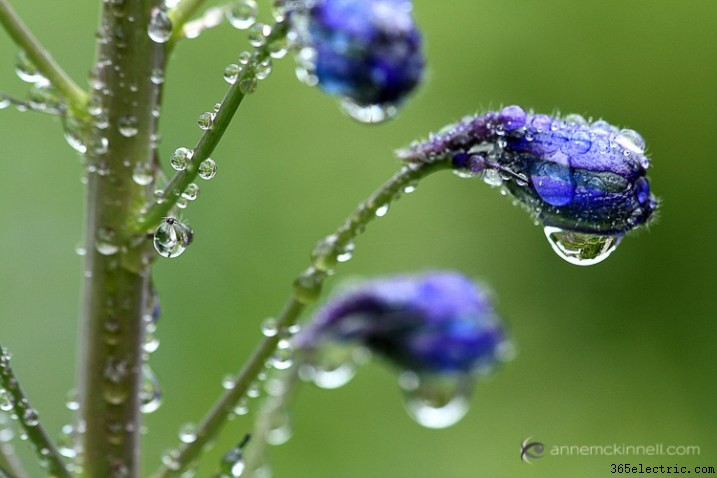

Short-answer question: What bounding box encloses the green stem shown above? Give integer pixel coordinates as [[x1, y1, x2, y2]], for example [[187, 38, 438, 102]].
[[135, 20, 288, 234], [0, 441, 26, 478], [0, 91, 66, 116], [76, 1, 164, 477], [0, 0, 87, 116], [150, 158, 451, 478], [0, 347, 70, 478], [168, 0, 210, 40]]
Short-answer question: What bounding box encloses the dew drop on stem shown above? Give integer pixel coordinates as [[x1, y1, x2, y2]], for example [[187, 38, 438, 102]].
[[198, 158, 217, 180], [543, 227, 622, 266], [226, 0, 258, 30], [148, 7, 173, 43]]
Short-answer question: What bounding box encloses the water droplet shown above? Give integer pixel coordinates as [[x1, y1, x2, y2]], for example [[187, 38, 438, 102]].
[[255, 59, 272, 80], [226, 0, 258, 30], [224, 63, 242, 84], [340, 100, 397, 124], [15, 51, 46, 83], [543, 226, 622, 266], [118, 115, 138, 137], [239, 77, 257, 95], [153, 218, 193, 258], [267, 35, 288, 59], [140, 364, 162, 413], [233, 397, 249, 416], [170, 147, 193, 171], [198, 158, 217, 180], [300, 361, 356, 390], [269, 340, 293, 370], [151, 68, 165, 85], [261, 317, 278, 337], [247, 22, 271, 47], [615, 129, 646, 155], [132, 163, 154, 185], [0, 94, 11, 109], [265, 407, 292, 445], [0, 389, 15, 412], [57, 424, 77, 458], [481, 169, 503, 187], [148, 7, 173, 43], [375, 203, 389, 217], [178, 423, 197, 444], [161, 448, 181, 471], [96, 227, 120, 256], [63, 116, 88, 154], [221, 443, 247, 477], [182, 183, 200, 202], [247, 382, 261, 399], [197, 111, 214, 130], [399, 372, 471, 429], [336, 241, 354, 263], [65, 389, 80, 411], [222, 374, 236, 390], [23, 408, 40, 427]]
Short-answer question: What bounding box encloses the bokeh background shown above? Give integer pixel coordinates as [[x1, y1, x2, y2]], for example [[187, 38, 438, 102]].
[[1, 0, 716, 476]]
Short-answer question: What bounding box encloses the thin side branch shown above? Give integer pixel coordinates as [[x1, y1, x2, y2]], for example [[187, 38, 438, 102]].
[[0, 91, 66, 116], [151, 158, 452, 477], [0, 0, 87, 116], [0, 347, 71, 478]]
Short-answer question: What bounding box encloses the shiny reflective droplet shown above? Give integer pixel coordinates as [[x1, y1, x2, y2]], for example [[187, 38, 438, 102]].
[[63, 116, 88, 154], [261, 317, 278, 337], [221, 437, 250, 477], [161, 448, 181, 471], [132, 163, 154, 185], [197, 111, 214, 130], [269, 340, 293, 370], [118, 115, 138, 137], [239, 77, 257, 95], [615, 129, 646, 155], [255, 59, 272, 80], [140, 364, 162, 413], [153, 218, 193, 258], [198, 158, 217, 180], [543, 226, 622, 266], [375, 203, 389, 217], [0, 94, 11, 109], [178, 423, 197, 444], [148, 7, 173, 43], [300, 361, 356, 390], [247, 22, 271, 47], [170, 147, 193, 171], [233, 397, 249, 416], [340, 100, 397, 124], [151, 68, 165, 85], [23, 408, 40, 427], [265, 407, 292, 446], [15, 50, 46, 84], [222, 374, 235, 390], [399, 372, 471, 429], [182, 183, 200, 201], [226, 0, 258, 30], [224, 63, 242, 84], [65, 389, 80, 411], [96, 227, 120, 256], [57, 424, 77, 459]]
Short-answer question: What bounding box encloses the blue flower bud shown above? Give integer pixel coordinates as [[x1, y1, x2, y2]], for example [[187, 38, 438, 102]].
[[399, 106, 656, 236], [290, 0, 424, 122], [296, 272, 507, 375]]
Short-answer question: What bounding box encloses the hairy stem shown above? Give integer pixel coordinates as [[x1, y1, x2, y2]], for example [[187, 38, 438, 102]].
[[151, 158, 451, 477], [0, 0, 87, 116], [76, 1, 164, 477], [135, 20, 288, 234], [0, 347, 70, 478]]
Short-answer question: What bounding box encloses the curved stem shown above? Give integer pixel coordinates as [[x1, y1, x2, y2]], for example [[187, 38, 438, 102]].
[[135, 21, 288, 234], [0, 0, 87, 116], [0, 347, 70, 478], [150, 158, 451, 478]]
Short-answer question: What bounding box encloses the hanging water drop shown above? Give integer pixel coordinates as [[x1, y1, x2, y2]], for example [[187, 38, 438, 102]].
[[140, 364, 162, 413], [63, 116, 88, 154], [95, 227, 120, 256], [153, 218, 193, 258], [118, 115, 139, 137], [300, 361, 356, 390], [148, 7, 173, 43], [269, 340, 294, 370], [57, 424, 77, 459], [543, 226, 622, 266], [65, 389, 80, 411], [261, 317, 278, 337], [198, 158, 217, 180], [178, 423, 197, 444], [182, 183, 200, 201], [255, 59, 272, 80], [399, 372, 471, 429], [170, 147, 193, 171], [132, 163, 154, 186], [226, 0, 258, 30], [224, 64, 242, 84], [0, 94, 10, 109], [265, 407, 292, 446], [233, 397, 249, 416], [15, 51, 46, 84], [220, 435, 251, 477], [375, 203, 389, 217], [239, 77, 257, 95], [340, 100, 397, 124], [197, 111, 214, 130]]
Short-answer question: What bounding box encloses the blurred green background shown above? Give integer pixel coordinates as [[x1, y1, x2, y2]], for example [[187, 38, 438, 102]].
[[1, 0, 716, 476]]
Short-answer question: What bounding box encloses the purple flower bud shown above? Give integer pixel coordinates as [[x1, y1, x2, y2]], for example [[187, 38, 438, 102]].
[[290, 0, 424, 122], [296, 272, 507, 375], [398, 106, 657, 237]]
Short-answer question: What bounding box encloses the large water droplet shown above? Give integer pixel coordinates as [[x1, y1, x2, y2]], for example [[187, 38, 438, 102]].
[[226, 0, 258, 30], [224, 64, 242, 84], [22, 408, 40, 427], [299, 344, 364, 390], [140, 364, 162, 413], [170, 147, 193, 171], [132, 163, 154, 186], [247, 22, 271, 47], [266, 407, 292, 446], [118, 115, 138, 137], [153, 218, 193, 258], [198, 158, 217, 180], [399, 372, 471, 429], [63, 116, 88, 154], [178, 423, 197, 444], [543, 226, 622, 266], [197, 111, 215, 130], [220, 437, 250, 477], [15, 51, 46, 84], [148, 8, 173, 43], [340, 100, 397, 124], [182, 183, 200, 201], [269, 340, 293, 370]]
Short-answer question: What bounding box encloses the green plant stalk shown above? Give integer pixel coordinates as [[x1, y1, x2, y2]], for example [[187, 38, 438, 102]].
[[0, 0, 87, 116], [151, 157, 451, 478], [76, 1, 164, 477], [168, 0, 209, 41], [0, 441, 25, 478], [136, 20, 288, 233], [0, 347, 70, 478]]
